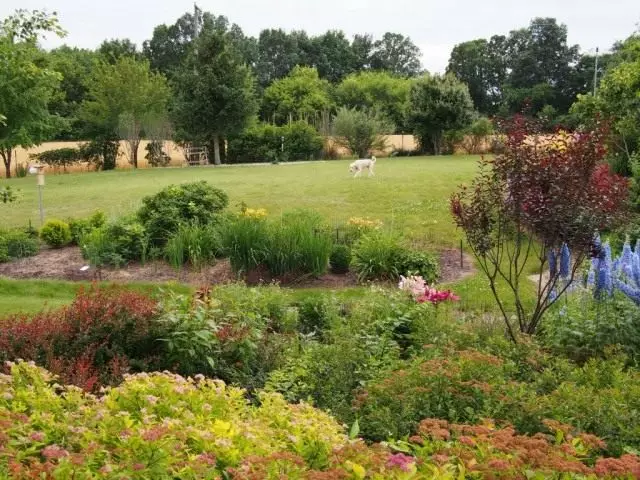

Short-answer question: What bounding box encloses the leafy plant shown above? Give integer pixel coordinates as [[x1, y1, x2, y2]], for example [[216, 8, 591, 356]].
[[165, 222, 222, 270], [398, 250, 439, 283], [331, 107, 394, 158], [138, 181, 228, 247], [145, 140, 171, 167], [0, 229, 39, 259], [39, 219, 72, 248], [330, 244, 352, 274], [220, 215, 269, 275], [68, 210, 107, 245], [351, 232, 406, 281], [81, 217, 147, 267], [30, 147, 83, 171]]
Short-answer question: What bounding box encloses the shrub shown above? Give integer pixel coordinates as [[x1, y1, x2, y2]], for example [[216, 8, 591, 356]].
[[330, 244, 351, 274], [332, 107, 394, 157], [165, 222, 223, 270], [227, 121, 323, 163], [14, 163, 28, 177], [145, 140, 171, 167], [0, 286, 162, 391], [78, 138, 119, 170], [156, 288, 296, 390], [138, 181, 229, 246], [68, 210, 107, 245], [3, 363, 639, 480], [351, 232, 406, 281], [39, 219, 72, 248], [30, 147, 83, 171], [81, 217, 147, 267], [0, 229, 39, 261], [398, 250, 439, 283]]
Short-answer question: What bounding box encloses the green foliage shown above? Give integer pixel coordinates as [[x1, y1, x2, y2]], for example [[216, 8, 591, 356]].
[[0, 11, 65, 178], [407, 74, 475, 154], [14, 163, 28, 178], [77, 137, 119, 170], [81, 57, 170, 168], [30, 147, 83, 170], [369, 32, 422, 77], [220, 215, 269, 275], [68, 210, 106, 245], [165, 223, 223, 270], [172, 25, 258, 165], [335, 71, 411, 132], [461, 117, 494, 154], [398, 249, 440, 283], [137, 181, 229, 247], [0, 186, 17, 204], [227, 121, 323, 163], [0, 229, 39, 261], [542, 294, 640, 365], [329, 244, 351, 274], [351, 233, 412, 282], [145, 140, 171, 167], [81, 217, 147, 267], [262, 66, 333, 124], [39, 219, 71, 248], [331, 107, 394, 158]]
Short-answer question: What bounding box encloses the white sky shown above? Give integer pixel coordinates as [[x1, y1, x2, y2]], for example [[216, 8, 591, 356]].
[[1, 0, 638, 72]]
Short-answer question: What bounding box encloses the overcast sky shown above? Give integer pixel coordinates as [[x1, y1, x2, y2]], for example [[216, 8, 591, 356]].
[[1, 0, 638, 72]]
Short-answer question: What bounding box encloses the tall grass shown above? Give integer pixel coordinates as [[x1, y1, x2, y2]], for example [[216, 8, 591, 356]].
[[221, 211, 332, 278], [220, 216, 269, 274], [165, 223, 222, 270], [351, 232, 405, 282], [265, 211, 332, 277]]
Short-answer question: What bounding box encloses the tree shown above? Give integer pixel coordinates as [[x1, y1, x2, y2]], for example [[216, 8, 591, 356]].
[[446, 37, 507, 115], [172, 26, 258, 165], [305, 30, 356, 83], [451, 117, 629, 340], [407, 74, 475, 155], [370, 32, 422, 77], [47, 46, 100, 139], [262, 66, 332, 124], [460, 117, 494, 154], [332, 107, 394, 158], [97, 38, 140, 64], [335, 71, 411, 132], [351, 34, 374, 71], [0, 10, 65, 178], [81, 57, 170, 168], [254, 29, 304, 87]]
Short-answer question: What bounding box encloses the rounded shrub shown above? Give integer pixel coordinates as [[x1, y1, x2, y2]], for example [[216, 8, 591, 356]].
[[138, 181, 228, 247], [39, 219, 72, 248], [398, 250, 439, 283], [330, 244, 352, 274], [351, 233, 406, 282]]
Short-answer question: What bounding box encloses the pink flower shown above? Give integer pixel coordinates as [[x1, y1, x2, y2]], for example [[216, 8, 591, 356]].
[[133, 463, 145, 471], [417, 286, 460, 305], [387, 453, 415, 472], [30, 431, 45, 442], [42, 444, 69, 459]]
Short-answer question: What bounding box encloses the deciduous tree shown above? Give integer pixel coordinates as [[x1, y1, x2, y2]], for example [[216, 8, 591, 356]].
[[370, 32, 422, 77], [332, 107, 394, 158]]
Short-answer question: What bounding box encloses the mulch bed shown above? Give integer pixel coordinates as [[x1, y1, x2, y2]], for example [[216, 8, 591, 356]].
[[0, 246, 475, 288]]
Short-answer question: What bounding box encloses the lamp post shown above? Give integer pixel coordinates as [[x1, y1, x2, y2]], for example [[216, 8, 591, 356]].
[[29, 164, 45, 225]]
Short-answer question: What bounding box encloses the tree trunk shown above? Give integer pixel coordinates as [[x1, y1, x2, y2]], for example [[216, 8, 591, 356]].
[[213, 135, 221, 165], [131, 139, 140, 168], [1, 149, 12, 179]]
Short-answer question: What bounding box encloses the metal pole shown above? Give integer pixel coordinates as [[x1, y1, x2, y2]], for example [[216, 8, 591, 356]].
[[460, 240, 464, 269], [38, 185, 44, 226], [593, 47, 599, 97]]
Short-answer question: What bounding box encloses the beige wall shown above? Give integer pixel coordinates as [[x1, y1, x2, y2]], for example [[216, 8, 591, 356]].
[[3, 135, 424, 177]]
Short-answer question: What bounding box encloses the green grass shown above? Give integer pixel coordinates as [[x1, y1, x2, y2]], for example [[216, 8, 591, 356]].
[[1, 157, 476, 247], [1, 156, 536, 315]]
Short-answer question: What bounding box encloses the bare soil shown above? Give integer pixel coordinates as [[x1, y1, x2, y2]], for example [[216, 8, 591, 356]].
[[0, 246, 475, 288]]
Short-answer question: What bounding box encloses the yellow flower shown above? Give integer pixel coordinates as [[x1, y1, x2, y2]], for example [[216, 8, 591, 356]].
[[345, 461, 366, 479]]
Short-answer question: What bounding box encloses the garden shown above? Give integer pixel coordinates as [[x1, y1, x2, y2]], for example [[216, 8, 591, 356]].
[[3, 6, 640, 480]]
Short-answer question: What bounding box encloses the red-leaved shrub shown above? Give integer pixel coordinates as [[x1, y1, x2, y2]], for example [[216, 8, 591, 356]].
[[0, 285, 162, 390]]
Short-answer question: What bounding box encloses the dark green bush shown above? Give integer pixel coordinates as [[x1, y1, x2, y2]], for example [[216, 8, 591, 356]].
[[0, 237, 9, 263], [81, 217, 147, 267], [227, 121, 323, 163], [329, 244, 352, 274], [30, 147, 83, 170], [165, 223, 223, 270], [40, 219, 72, 248], [138, 182, 229, 247], [145, 141, 171, 167], [220, 216, 270, 274]]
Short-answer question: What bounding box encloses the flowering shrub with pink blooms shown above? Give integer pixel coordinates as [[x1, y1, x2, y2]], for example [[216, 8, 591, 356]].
[[2, 361, 639, 479]]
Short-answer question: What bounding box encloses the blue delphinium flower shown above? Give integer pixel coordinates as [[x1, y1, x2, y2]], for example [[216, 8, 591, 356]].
[[548, 249, 557, 278], [635, 238, 640, 255], [621, 239, 633, 271], [604, 242, 614, 295], [560, 243, 570, 279], [587, 266, 596, 287]]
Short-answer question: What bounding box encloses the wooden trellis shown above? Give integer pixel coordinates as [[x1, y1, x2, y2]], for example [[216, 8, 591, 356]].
[[183, 146, 209, 166]]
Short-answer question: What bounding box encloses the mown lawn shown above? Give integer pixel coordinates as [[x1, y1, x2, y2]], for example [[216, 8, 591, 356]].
[[1, 156, 535, 315], [1, 156, 476, 247]]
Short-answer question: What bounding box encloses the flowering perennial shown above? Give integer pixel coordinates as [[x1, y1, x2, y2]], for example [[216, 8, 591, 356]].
[[399, 275, 459, 305]]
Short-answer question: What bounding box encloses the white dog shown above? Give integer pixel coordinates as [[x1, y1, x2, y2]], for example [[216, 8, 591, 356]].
[[349, 156, 376, 177]]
